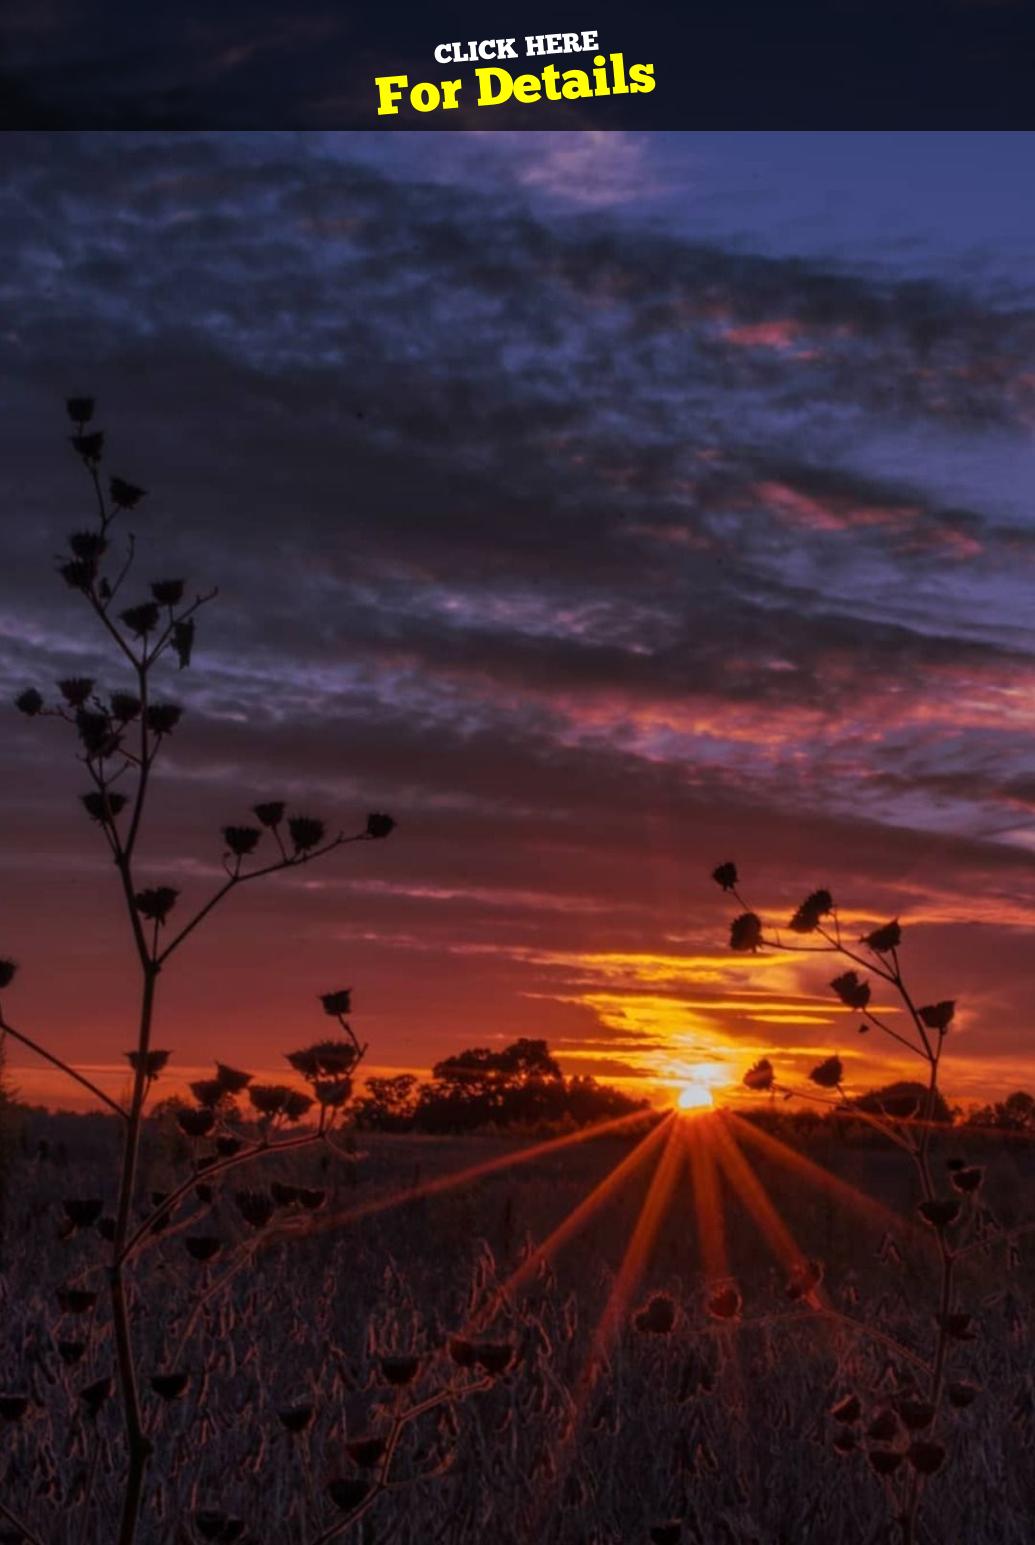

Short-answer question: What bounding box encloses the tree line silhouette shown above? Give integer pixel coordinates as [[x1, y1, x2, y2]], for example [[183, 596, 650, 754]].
[[352, 1038, 647, 1133]]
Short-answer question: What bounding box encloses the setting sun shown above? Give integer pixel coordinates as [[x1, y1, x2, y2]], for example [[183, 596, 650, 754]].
[[677, 1080, 715, 1111]]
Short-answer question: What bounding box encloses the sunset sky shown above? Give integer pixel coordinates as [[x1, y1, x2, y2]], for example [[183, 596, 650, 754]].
[[2, 131, 1034, 1111]]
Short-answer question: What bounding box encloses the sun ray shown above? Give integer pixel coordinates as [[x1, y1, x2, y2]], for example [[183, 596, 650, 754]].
[[525, 1114, 684, 1537], [684, 1114, 729, 1280], [727, 1110, 915, 1236], [478, 1112, 674, 1326], [277, 1106, 655, 1242], [709, 1115, 827, 1303], [583, 1113, 685, 1380]]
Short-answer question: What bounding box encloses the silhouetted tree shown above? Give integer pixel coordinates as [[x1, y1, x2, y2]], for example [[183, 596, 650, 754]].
[[353, 1073, 421, 1131], [965, 1088, 1035, 1131], [359, 1038, 645, 1133], [853, 1080, 952, 1125]]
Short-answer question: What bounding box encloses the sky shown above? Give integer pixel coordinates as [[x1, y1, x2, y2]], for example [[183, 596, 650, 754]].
[[1, 130, 1034, 1111]]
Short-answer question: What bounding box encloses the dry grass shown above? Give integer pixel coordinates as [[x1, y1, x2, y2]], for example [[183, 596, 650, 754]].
[[2, 1114, 1033, 1545]]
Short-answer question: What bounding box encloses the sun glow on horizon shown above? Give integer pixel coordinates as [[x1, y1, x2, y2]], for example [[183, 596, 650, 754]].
[[677, 1079, 715, 1111]]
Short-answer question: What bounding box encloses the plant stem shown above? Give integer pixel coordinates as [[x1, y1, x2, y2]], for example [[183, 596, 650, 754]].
[[110, 962, 159, 1545], [0, 1014, 128, 1119]]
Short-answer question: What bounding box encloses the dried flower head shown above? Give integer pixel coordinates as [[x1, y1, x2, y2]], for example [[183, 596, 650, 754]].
[[830, 1393, 861, 1424], [66, 397, 95, 425], [134, 886, 179, 923], [365, 812, 395, 839], [867, 1409, 900, 1442], [906, 1440, 946, 1475], [380, 1354, 421, 1387], [314, 1078, 353, 1108], [288, 815, 325, 853], [119, 602, 160, 637], [918, 1198, 961, 1231], [868, 1449, 903, 1476], [895, 1396, 936, 1431], [919, 1001, 955, 1033], [742, 1058, 773, 1092], [711, 862, 738, 891], [707, 1285, 742, 1321], [76, 709, 118, 758], [110, 691, 142, 722], [190, 1078, 226, 1108], [126, 1048, 170, 1078], [215, 1063, 252, 1095], [150, 1372, 190, 1401], [62, 1199, 104, 1230], [448, 1336, 476, 1367], [252, 800, 285, 828], [286, 1040, 357, 1078], [81, 790, 128, 823], [327, 1479, 369, 1512], [58, 677, 95, 707], [472, 1342, 515, 1376], [0, 959, 18, 990], [57, 1288, 97, 1315], [185, 1236, 222, 1264], [79, 1377, 113, 1418], [193, 1512, 232, 1542], [222, 826, 261, 857], [15, 687, 44, 716], [788, 889, 833, 933], [809, 1055, 843, 1089], [937, 1312, 977, 1341], [146, 703, 183, 735], [71, 431, 104, 464], [830, 971, 870, 1010], [650, 1526, 683, 1545], [248, 1084, 290, 1117], [320, 989, 352, 1017], [150, 578, 184, 606], [109, 476, 147, 510], [59, 559, 97, 591], [785, 1258, 823, 1301], [634, 1292, 677, 1335], [861, 919, 902, 953], [235, 1191, 275, 1229], [177, 1108, 216, 1139], [68, 530, 108, 561], [729, 912, 763, 952]]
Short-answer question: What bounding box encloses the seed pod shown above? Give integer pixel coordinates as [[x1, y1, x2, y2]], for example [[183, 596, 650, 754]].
[[150, 1372, 190, 1401], [380, 1355, 420, 1387], [907, 1440, 946, 1475]]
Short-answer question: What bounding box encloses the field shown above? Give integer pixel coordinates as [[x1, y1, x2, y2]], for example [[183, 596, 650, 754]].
[[2, 1110, 1033, 1545]]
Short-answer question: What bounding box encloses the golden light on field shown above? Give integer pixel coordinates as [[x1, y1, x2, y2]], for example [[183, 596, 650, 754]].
[[677, 1080, 714, 1111]]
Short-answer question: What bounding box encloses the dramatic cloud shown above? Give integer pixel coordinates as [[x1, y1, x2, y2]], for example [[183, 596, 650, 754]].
[[1, 132, 1033, 1109]]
